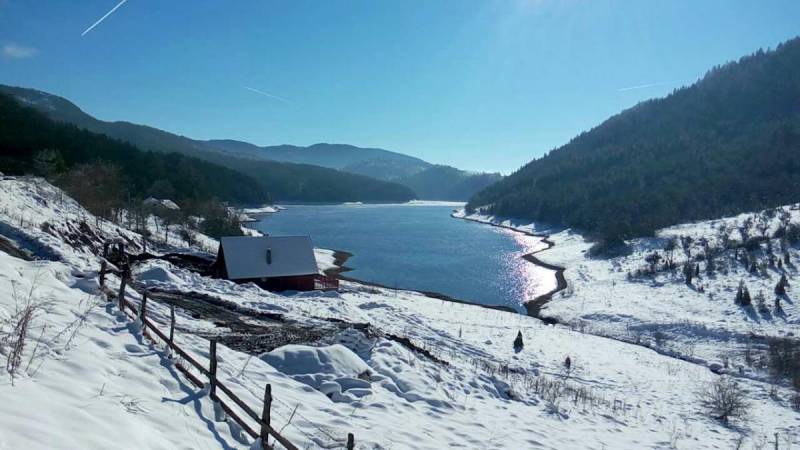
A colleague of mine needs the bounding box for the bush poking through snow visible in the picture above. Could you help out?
[0,273,52,385]
[696,377,749,424]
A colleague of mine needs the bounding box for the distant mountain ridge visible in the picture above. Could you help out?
[203,140,501,200]
[206,140,431,179]
[468,36,800,240]
[0,85,415,203]
[0,84,500,201]
[0,92,268,206]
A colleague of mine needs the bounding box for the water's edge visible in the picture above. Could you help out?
[451,213,567,322]
[322,249,519,314]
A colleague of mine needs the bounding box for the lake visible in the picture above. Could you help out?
[252,203,556,313]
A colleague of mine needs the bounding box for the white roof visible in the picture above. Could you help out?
[143,197,180,210]
[219,236,317,280]
[160,199,180,210]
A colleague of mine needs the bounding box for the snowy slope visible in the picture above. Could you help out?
[1,178,798,449]
[457,208,800,379]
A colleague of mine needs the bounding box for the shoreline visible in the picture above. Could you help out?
[323,248,519,314]
[451,212,567,321]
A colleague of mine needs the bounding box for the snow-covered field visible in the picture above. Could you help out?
[1,178,799,449]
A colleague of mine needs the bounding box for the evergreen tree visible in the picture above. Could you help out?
[513,331,524,351]
[683,262,694,285]
[735,281,745,305]
[775,274,789,295]
[742,285,752,306]
[755,290,769,314]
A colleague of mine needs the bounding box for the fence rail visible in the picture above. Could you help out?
[99,243,356,450]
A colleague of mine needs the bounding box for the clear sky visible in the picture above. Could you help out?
[1,1,799,173]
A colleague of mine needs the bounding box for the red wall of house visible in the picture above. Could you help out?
[257,275,316,292]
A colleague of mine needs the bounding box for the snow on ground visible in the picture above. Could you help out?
[242,205,282,215]
[0,251,250,449]
[461,208,800,377]
[1,178,799,449]
[456,207,800,390]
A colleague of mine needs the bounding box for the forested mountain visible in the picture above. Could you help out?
[207,140,431,180]
[198,153,416,203]
[468,37,800,240]
[0,85,416,203]
[398,165,503,201]
[0,92,267,205]
[205,140,501,200]
[0,85,496,200]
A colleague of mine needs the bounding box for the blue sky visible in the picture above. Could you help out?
[1,1,799,173]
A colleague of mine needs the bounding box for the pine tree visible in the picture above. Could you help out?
[513,331,524,351]
[735,281,744,305]
[695,264,700,277]
[755,290,769,314]
[775,274,789,295]
[742,285,752,306]
[683,262,694,285]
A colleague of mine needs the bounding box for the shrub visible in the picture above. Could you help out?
[696,377,749,424]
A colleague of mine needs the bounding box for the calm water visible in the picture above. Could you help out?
[252,203,555,312]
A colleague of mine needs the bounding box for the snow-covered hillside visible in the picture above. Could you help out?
[459,208,800,382]
[1,178,799,449]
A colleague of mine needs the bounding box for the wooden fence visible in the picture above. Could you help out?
[99,243,356,449]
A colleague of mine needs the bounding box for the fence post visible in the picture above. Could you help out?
[117,265,128,312]
[260,384,272,449]
[346,433,354,450]
[169,305,176,346]
[140,292,148,322]
[209,339,218,400]
[99,260,107,289]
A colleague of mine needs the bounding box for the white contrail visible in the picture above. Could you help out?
[242,86,291,104]
[81,0,128,36]
[617,81,673,92]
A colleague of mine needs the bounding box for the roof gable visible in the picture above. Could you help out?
[219,236,317,280]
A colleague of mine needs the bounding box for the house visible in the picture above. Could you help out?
[211,235,320,291]
[143,197,180,210]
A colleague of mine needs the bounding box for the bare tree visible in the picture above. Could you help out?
[696,377,749,424]
[58,162,126,222]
